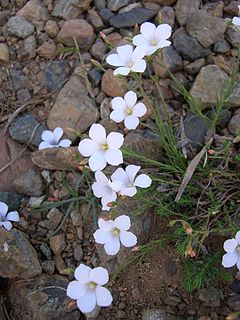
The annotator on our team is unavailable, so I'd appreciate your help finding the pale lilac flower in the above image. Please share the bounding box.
[92,171,123,211]
[233,16,240,26]
[110,91,147,130]
[78,124,124,171]
[39,127,71,150]
[222,231,240,270]
[133,22,172,56]
[106,45,146,76]
[0,202,19,231]
[67,264,112,313]
[111,165,152,197]
[93,215,137,255]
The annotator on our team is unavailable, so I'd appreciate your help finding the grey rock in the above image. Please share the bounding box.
[6,16,34,39]
[45,61,69,92]
[227,295,240,311]
[230,280,240,295]
[216,109,231,129]
[16,0,49,24]
[93,0,106,10]
[9,67,28,91]
[73,244,83,261]
[183,113,209,151]
[225,26,240,48]
[190,65,240,109]
[99,8,114,24]
[52,0,82,20]
[153,45,183,77]
[88,68,102,87]
[13,169,44,196]
[109,8,156,28]
[184,58,206,75]
[9,114,45,147]
[17,88,31,103]
[195,286,220,307]
[0,192,23,211]
[41,260,55,274]
[17,34,36,61]
[47,74,99,140]
[0,228,42,279]
[100,98,111,119]
[173,34,210,61]
[107,0,129,12]
[175,0,200,25]
[0,10,9,26]
[213,40,231,53]
[186,10,227,48]
[158,6,175,28]
[228,112,240,136]
[6,274,79,320]
[40,243,52,260]
[0,43,9,62]
[142,309,167,320]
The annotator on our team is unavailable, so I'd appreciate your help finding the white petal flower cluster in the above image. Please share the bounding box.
[39,127,71,150]
[94,216,137,255]
[67,264,112,313]
[110,91,147,130]
[0,202,19,231]
[222,231,240,270]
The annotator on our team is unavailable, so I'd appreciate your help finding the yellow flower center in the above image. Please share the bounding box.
[88,281,97,289]
[113,227,120,236]
[126,107,133,115]
[101,143,109,151]
[150,39,157,46]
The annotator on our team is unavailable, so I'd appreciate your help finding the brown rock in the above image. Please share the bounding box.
[0,228,42,279]
[90,38,107,61]
[224,1,240,16]
[228,112,240,136]
[47,74,99,140]
[101,69,127,97]
[36,41,57,59]
[49,234,66,254]
[157,5,175,28]
[175,0,201,26]
[57,19,95,50]
[145,0,176,5]
[0,43,9,62]
[87,8,104,31]
[17,35,36,61]
[44,20,59,38]
[17,0,49,24]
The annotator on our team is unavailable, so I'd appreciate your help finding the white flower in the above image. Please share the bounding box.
[222,231,240,270]
[106,45,146,76]
[93,215,137,255]
[78,124,124,171]
[110,91,147,130]
[111,165,152,197]
[39,127,71,150]
[67,264,112,313]
[92,171,123,211]
[133,22,172,56]
[0,202,19,231]
[233,16,240,26]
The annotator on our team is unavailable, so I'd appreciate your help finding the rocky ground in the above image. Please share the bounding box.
[1,0,240,319]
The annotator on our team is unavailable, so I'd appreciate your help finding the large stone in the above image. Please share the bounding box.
[173,33,210,61]
[16,0,49,23]
[57,19,95,50]
[6,274,80,320]
[45,60,70,92]
[101,69,127,97]
[186,10,227,48]
[153,46,183,78]
[109,8,156,28]
[190,65,240,110]
[13,169,43,196]
[6,16,34,39]
[175,0,200,26]
[0,228,42,279]
[47,74,99,140]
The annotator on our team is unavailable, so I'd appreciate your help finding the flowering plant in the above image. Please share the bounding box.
[0,202,19,231]
[39,127,71,150]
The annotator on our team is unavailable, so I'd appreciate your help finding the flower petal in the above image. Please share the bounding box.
[6,211,19,222]
[131,60,146,73]
[53,127,63,143]
[77,291,96,313]
[107,132,124,149]
[101,190,117,208]
[124,91,137,108]
[89,124,106,144]
[117,45,133,62]
[41,130,55,143]
[233,17,240,26]
[157,39,171,49]
[110,110,125,123]
[140,22,156,40]
[39,141,56,150]
[114,67,130,76]
[156,23,172,41]
[114,215,130,231]
[96,286,113,307]
[95,171,108,185]
[0,202,8,218]
[108,180,123,192]
[58,139,71,147]
[222,251,239,268]
[89,150,107,171]
[132,46,146,62]
[2,221,12,231]
[224,239,238,252]
[67,280,87,299]
[111,168,129,186]
[93,229,113,244]
[90,267,109,285]
[104,237,121,255]
[98,218,114,231]
[92,182,109,198]
[74,264,92,283]
[78,139,99,157]
[120,231,137,247]
[106,53,125,67]
[120,186,137,197]
[105,149,123,166]
[133,102,147,117]
[111,97,126,110]
[134,174,152,188]
[124,115,139,130]
[126,165,141,183]
[235,231,240,244]
[133,34,149,47]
